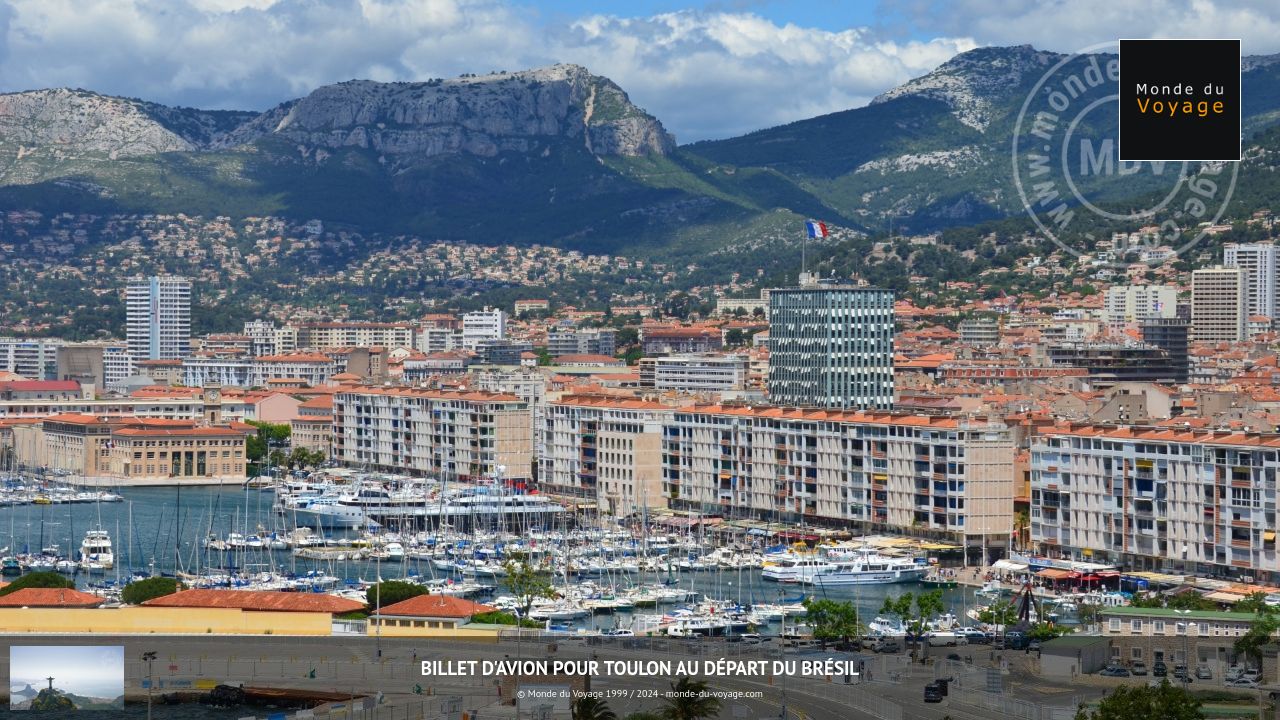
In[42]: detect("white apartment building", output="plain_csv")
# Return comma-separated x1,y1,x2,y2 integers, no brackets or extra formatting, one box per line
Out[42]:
638,354,749,392
663,405,1014,560
1224,243,1278,321
1031,424,1280,582
181,353,336,388
541,395,673,516
1103,285,1178,328
1191,267,1247,342
332,386,532,483
461,308,506,350
416,327,462,353
182,357,254,387
473,370,548,457
126,276,191,362
0,337,61,380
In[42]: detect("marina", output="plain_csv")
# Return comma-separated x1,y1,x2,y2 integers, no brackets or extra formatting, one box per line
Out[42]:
0,473,1044,636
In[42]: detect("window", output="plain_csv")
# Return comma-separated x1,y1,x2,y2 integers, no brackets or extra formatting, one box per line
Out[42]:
1131,647,1143,660
1131,620,1143,632
1154,621,1165,634
1109,619,1121,632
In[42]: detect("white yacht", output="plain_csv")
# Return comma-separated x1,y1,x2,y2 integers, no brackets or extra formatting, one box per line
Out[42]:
807,549,927,586
79,528,114,571
761,556,831,583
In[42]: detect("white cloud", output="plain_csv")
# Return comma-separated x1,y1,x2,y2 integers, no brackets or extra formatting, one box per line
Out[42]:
3,0,1270,143
905,0,1280,55
0,0,975,141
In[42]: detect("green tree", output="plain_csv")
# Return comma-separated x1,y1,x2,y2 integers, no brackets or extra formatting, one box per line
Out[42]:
0,571,75,596
500,552,556,619
1165,592,1217,612
1231,591,1272,615
625,714,663,720
1129,591,1165,608
1233,611,1279,669
802,598,862,648
910,589,946,656
1074,681,1202,720
121,577,183,605
366,580,427,609
571,696,618,720
659,676,721,720
724,328,746,347
246,421,291,462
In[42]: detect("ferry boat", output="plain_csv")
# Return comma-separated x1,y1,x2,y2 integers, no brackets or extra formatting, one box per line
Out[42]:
79,529,114,570
291,488,564,528
761,556,831,583
807,550,927,586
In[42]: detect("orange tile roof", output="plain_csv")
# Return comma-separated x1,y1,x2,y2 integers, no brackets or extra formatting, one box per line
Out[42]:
0,587,103,607
113,426,246,437
377,594,495,618
299,396,334,409
255,353,332,363
142,589,364,613
337,386,522,403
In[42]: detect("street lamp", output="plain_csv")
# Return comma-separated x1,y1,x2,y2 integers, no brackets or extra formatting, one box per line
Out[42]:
142,651,157,720
1173,609,1191,691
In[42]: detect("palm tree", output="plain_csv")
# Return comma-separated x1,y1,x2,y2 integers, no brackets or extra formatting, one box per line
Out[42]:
660,676,722,720
572,696,618,720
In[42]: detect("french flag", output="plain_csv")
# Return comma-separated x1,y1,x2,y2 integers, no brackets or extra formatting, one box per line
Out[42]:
805,220,828,239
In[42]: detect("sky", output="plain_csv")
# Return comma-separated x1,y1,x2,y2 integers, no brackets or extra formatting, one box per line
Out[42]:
9,645,125,700
0,0,1278,142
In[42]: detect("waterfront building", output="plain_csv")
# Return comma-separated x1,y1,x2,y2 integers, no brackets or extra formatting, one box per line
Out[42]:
1031,423,1280,582
1224,243,1278,321
1191,267,1247,342
767,282,895,410
1098,606,1256,670
332,386,532,484
126,276,191,362
290,395,333,458
541,395,673,515
12,413,248,485
663,405,1014,561
637,353,749,392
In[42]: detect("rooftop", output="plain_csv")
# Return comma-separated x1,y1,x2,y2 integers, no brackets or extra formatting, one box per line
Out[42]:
375,594,495,618
0,587,104,607
142,589,364,614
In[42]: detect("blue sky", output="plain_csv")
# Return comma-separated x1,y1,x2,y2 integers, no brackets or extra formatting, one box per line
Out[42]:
0,0,1277,141
9,645,125,700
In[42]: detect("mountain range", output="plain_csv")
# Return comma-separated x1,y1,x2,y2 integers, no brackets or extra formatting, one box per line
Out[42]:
2,46,1279,260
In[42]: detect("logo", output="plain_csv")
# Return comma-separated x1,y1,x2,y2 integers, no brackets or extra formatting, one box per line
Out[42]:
1012,41,1237,270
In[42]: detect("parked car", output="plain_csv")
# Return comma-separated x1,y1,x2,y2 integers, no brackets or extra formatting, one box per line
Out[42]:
873,639,902,654
927,632,967,647
946,653,964,662
1241,668,1262,683
1173,664,1192,682
1194,664,1212,679
1153,661,1168,677
1227,678,1259,689
1226,665,1246,681
1099,666,1131,677
1130,661,1148,676
956,629,988,644
1028,640,1042,652
923,683,943,703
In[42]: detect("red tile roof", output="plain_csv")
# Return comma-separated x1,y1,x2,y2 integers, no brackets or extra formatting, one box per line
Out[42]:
142,589,364,613
0,380,79,392
376,594,494,618
0,587,103,607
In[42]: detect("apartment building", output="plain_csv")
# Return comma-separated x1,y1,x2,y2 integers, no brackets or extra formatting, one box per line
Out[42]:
332,387,532,483
1031,423,1280,582
641,327,722,356
547,328,617,358
461,308,506,349
637,354,749,392
0,337,61,380
292,322,415,350
541,395,673,515
1103,285,1178,328
252,354,335,387
958,317,1000,346
1224,243,1278,321
290,395,333,457
663,405,1014,560
1191,267,1247,342
126,276,191,362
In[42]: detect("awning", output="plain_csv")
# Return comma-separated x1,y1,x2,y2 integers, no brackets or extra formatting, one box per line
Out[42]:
1204,591,1244,603
1037,568,1074,580
747,528,770,536
1266,531,1276,542
993,559,1029,572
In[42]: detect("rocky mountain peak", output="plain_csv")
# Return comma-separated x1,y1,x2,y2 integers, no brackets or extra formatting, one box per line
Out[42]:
216,64,674,160
871,44,1057,132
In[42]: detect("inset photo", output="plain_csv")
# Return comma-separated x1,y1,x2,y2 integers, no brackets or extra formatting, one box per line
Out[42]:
9,646,125,711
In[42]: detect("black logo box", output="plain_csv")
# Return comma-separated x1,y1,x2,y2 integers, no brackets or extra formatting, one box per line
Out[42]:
1119,39,1241,162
